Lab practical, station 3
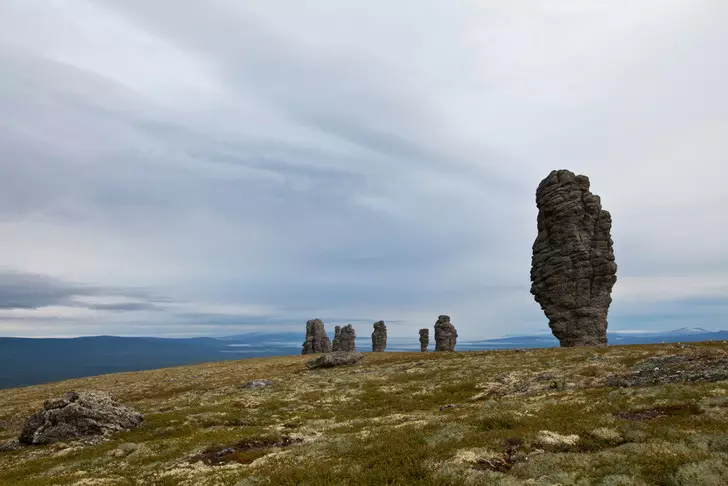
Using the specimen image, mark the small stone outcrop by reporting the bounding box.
[306,351,364,369]
[371,321,387,352]
[434,315,457,352]
[419,328,429,352]
[530,169,618,347]
[19,391,143,445]
[240,379,273,389]
[301,319,332,354]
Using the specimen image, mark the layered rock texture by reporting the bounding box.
[371,321,387,352]
[301,319,332,354]
[434,315,457,352]
[306,351,364,369]
[419,329,429,352]
[19,391,143,445]
[530,169,618,347]
[332,326,342,351]
[336,324,356,353]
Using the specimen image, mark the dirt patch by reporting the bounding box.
[191,436,304,466]
[472,438,524,473]
[614,403,703,421]
[615,409,666,421]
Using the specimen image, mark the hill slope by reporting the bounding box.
[1,342,728,485]
[4,330,728,389]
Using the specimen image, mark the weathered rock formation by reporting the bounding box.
[530,169,617,347]
[19,391,143,445]
[337,324,356,352]
[332,325,342,351]
[434,315,457,352]
[306,351,364,369]
[419,328,429,352]
[301,319,332,354]
[371,321,387,352]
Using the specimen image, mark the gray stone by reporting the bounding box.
[371,321,387,352]
[530,169,617,347]
[434,315,457,352]
[419,328,429,352]
[332,324,356,352]
[118,442,139,453]
[19,391,143,445]
[0,438,22,451]
[110,442,139,457]
[332,325,342,351]
[306,351,364,369]
[301,319,332,354]
[240,379,273,389]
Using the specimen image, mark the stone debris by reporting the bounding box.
[0,438,22,451]
[19,391,143,445]
[604,352,728,387]
[419,328,429,352]
[530,169,617,347]
[371,320,387,352]
[240,380,274,389]
[434,315,457,352]
[306,351,364,369]
[301,319,332,354]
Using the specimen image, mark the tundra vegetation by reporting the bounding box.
[1,342,728,485]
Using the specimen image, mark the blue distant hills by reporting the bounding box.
[1,328,727,389]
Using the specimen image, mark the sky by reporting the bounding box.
[0,0,727,339]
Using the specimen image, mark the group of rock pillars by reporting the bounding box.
[301,315,459,354]
[302,169,617,352]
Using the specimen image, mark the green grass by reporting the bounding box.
[1,344,728,484]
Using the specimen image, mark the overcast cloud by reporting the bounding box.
[1,0,727,339]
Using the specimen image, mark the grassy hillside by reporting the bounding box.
[1,342,728,485]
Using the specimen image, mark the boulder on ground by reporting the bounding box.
[306,351,364,369]
[240,379,273,389]
[0,438,22,451]
[19,391,143,445]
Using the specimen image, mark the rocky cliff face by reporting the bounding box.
[434,316,457,352]
[371,321,387,352]
[530,169,617,347]
[301,319,332,354]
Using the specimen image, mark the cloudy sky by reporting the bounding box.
[1,0,727,339]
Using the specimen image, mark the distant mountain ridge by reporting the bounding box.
[1,329,727,389]
[667,327,710,334]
